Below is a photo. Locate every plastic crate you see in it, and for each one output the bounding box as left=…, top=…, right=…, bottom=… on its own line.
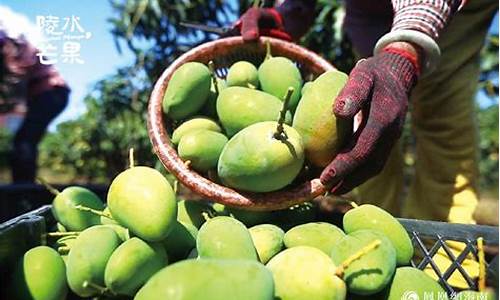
left=0, top=205, right=498, bottom=299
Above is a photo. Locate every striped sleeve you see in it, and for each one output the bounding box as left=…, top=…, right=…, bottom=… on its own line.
left=391, top=0, right=466, bottom=40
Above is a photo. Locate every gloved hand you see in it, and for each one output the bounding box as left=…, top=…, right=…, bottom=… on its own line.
left=320, top=43, right=420, bottom=195
left=226, top=7, right=292, bottom=41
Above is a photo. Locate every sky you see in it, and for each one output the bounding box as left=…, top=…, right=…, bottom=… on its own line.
left=1, top=1, right=498, bottom=130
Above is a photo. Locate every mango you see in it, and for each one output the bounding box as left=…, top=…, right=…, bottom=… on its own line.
left=105, top=237, right=168, bottom=296
left=267, top=246, right=346, bottom=300
left=197, top=216, right=258, bottom=260
left=101, top=224, right=130, bottom=242
left=212, top=202, right=229, bottom=216
left=135, top=259, right=275, bottom=300
left=258, top=56, right=303, bottom=111
left=272, top=202, right=317, bottom=231
left=227, top=207, right=276, bottom=227
left=162, top=221, right=198, bottom=262
left=284, top=222, right=345, bottom=255
left=100, top=207, right=118, bottom=225
left=218, top=121, right=304, bottom=192
left=171, top=117, right=221, bottom=145
left=227, top=61, right=259, bottom=88
left=178, top=130, right=228, bottom=172
left=162, top=62, right=211, bottom=120
left=331, top=229, right=396, bottom=295
left=343, top=204, right=414, bottom=266
left=301, top=81, right=313, bottom=96
left=108, top=166, right=177, bottom=241
left=249, top=224, right=284, bottom=264
left=216, top=87, right=291, bottom=136
left=177, top=199, right=215, bottom=228
left=455, top=290, right=495, bottom=300
left=56, top=222, right=67, bottom=232
left=52, top=186, right=104, bottom=231
left=202, top=78, right=226, bottom=118
left=66, top=226, right=121, bottom=297
left=11, top=246, right=67, bottom=300
left=292, top=70, right=352, bottom=167
left=384, top=267, right=447, bottom=300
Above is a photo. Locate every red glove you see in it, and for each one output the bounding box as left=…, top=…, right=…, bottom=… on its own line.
left=231, top=7, right=292, bottom=41
left=320, top=45, right=420, bottom=195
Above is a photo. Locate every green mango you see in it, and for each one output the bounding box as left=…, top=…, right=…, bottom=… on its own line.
left=178, top=130, right=228, bottom=172
left=162, top=221, right=198, bottom=262
left=101, top=224, right=130, bottom=242
left=384, top=267, right=448, bottom=300
left=227, top=207, right=276, bottom=227
left=52, top=186, right=104, bottom=231
left=227, top=61, right=259, bottom=88
left=271, top=202, right=317, bottom=231
left=258, top=56, right=303, bottom=111
left=197, top=216, right=258, bottom=260
left=343, top=204, right=414, bottom=266
left=171, top=117, right=221, bottom=145
left=100, top=207, right=118, bottom=225
left=105, top=237, right=168, bottom=296
left=300, top=81, right=313, bottom=96
left=218, top=121, right=304, bottom=192
left=284, top=222, right=345, bottom=255
left=331, top=229, right=396, bottom=295
left=11, top=246, right=67, bottom=300
left=249, top=224, right=284, bottom=264
left=108, top=166, right=177, bottom=242
left=216, top=87, right=291, bottom=137
left=292, top=70, right=352, bottom=167
left=455, top=290, right=495, bottom=300
left=267, top=246, right=346, bottom=300
left=66, top=226, right=121, bottom=297
left=135, top=259, right=275, bottom=300
left=177, top=199, right=215, bottom=228
left=212, top=202, right=230, bottom=216
left=162, top=62, right=211, bottom=120
left=202, top=78, right=226, bottom=118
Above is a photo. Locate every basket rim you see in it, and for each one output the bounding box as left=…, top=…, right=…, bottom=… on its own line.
left=148, top=36, right=335, bottom=211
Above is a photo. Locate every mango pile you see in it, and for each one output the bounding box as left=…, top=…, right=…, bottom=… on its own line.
left=163, top=48, right=352, bottom=193
left=10, top=163, right=476, bottom=300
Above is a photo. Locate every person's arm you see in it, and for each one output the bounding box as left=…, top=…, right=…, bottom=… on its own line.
left=320, top=0, right=466, bottom=194
left=234, top=0, right=317, bottom=41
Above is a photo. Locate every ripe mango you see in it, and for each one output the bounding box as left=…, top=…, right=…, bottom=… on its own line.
left=284, top=222, right=345, bottom=255
left=218, top=121, right=304, bottom=192
left=135, top=259, right=275, bottom=300
left=249, top=224, right=285, bottom=264
left=227, top=61, right=259, bottom=88
left=162, top=221, right=198, bottom=262
left=177, top=199, right=215, bottom=228
left=11, top=246, right=67, bottom=300
left=66, top=226, right=121, bottom=297
left=108, top=166, right=177, bottom=242
left=105, top=237, right=168, bottom=296
left=52, top=186, right=104, bottom=231
left=162, top=62, right=211, bottom=120
left=267, top=246, right=346, bottom=300
left=343, top=204, right=414, bottom=266
left=171, top=117, right=221, bottom=145
left=178, top=130, right=228, bottom=172
left=197, top=216, right=258, bottom=260
left=292, top=70, right=352, bottom=167
left=331, top=229, right=396, bottom=295
left=216, top=87, right=291, bottom=137
left=258, top=56, right=303, bottom=111
left=384, top=267, right=447, bottom=300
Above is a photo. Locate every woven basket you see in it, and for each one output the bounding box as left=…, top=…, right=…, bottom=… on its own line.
left=148, top=36, right=335, bottom=211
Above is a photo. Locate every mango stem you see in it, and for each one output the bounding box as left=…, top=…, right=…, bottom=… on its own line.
left=75, top=205, right=112, bottom=218
left=335, top=239, right=381, bottom=278
left=265, top=40, right=272, bottom=60
left=82, top=281, right=109, bottom=295
left=46, top=231, right=80, bottom=237
left=36, top=177, right=60, bottom=195
left=208, top=61, right=219, bottom=94
left=478, top=237, right=485, bottom=292
left=129, top=148, right=135, bottom=168
left=273, top=87, right=294, bottom=141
